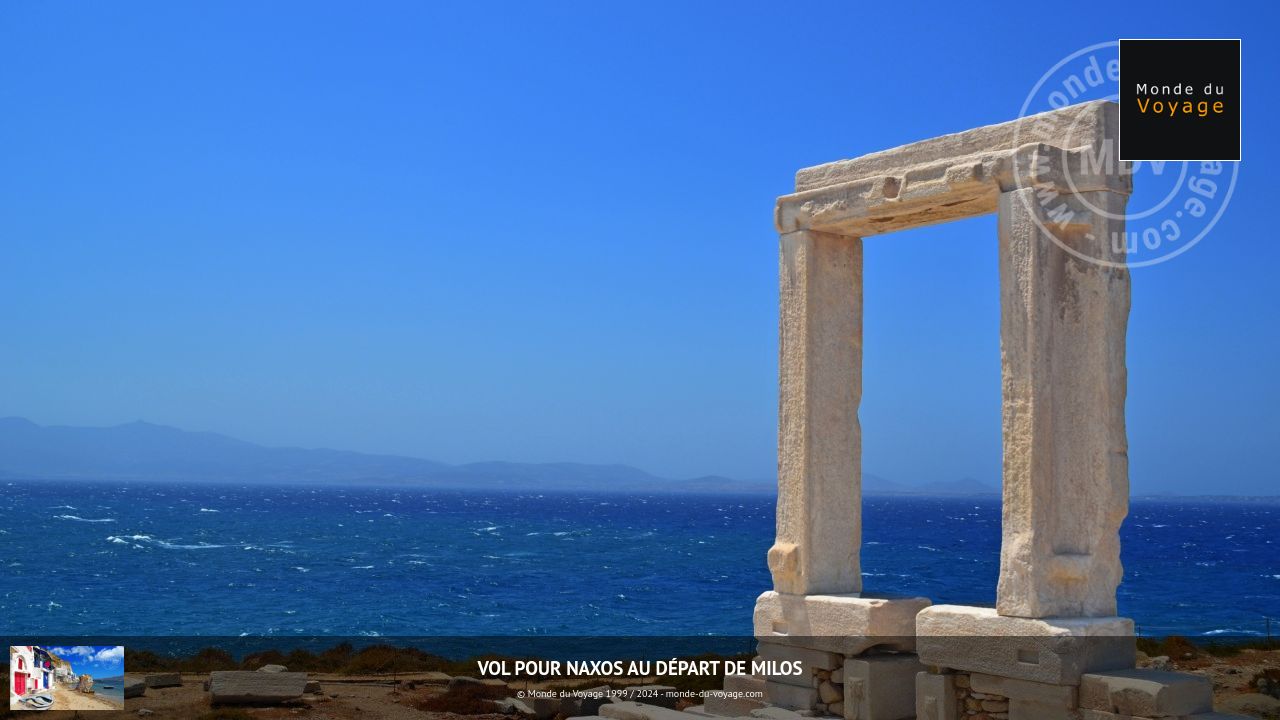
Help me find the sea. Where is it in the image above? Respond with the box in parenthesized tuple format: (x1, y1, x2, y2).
(2, 480, 1277, 639)
(93, 676, 125, 703)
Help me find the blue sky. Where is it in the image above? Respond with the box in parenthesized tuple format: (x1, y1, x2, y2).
(45, 646, 124, 678)
(0, 2, 1275, 494)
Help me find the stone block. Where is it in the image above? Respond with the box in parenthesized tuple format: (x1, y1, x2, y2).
(726, 674, 766, 695)
(602, 701, 698, 720)
(776, 103, 1128, 237)
(793, 101, 1116, 192)
(757, 640, 843, 672)
(705, 691, 766, 717)
(916, 605, 1134, 685)
(123, 678, 146, 698)
(969, 672, 1076, 706)
(842, 654, 921, 720)
(304, 680, 322, 694)
(495, 697, 537, 715)
(1079, 669, 1212, 716)
(754, 591, 928, 655)
(626, 685, 680, 709)
(1008, 698, 1081, 720)
(916, 672, 957, 720)
(578, 685, 615, 715)
(209, 670, 307, 705)
(751, 707, 809, 720)
(145, 673, 182, 688)
(766, 680, 819, 710)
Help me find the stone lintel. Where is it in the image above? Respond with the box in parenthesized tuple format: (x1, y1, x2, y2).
(794, 100, 1117, 192)
(774, 141, 1131, 237)
(754, 591, 928, 655)
(915, 605, 1135, 685)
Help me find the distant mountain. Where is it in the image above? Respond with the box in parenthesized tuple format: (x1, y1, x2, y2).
(0, 418, 775, 494)
(0, 418, 1003, 496)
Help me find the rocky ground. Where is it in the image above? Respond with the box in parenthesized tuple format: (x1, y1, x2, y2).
(1137, 646, 1280, 719)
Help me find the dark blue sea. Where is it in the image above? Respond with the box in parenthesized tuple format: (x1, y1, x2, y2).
(2, 481, 1277, 638)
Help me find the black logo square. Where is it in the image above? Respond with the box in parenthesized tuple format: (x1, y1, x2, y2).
(1120, 39, 1240, 161)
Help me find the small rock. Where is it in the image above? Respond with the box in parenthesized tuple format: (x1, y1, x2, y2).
(1149, 655, 1172, 671)
(136, 710, 155, 717)
(145, 673, 181, 689)
(1218, 693, 1280, 719)
(124, 679, 147, 698)
(304, 680, 322, 693)
(493, 697, 536, 715)
(449, 675, 508, 691)
(258, 664, 289, 673)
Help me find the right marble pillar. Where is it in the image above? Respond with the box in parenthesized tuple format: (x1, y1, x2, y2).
(996, 186, 1132, 619)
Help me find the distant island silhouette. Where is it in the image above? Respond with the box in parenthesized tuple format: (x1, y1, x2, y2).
(0, 417, 1011, 495)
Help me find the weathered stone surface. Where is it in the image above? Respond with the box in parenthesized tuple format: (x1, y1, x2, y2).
(706, 684, 766, 718)
(996, 187, 1130, 619)
(757, 640, 843, 673)
(602, 701, 698, 720)
(124, 678, 147, 698)
(145, 673, 182, 688)
(916, 605, 1134, 685)
(1079, 669, 1212, 716)
(794, 101, 1116, 192)
(766, 679, 819, 710)
(776, 103, 1128, 237)
(770, 229, 863, 596)
(209, 670, 307, 705)
(916, 672, 957, 720)
(626, 685, 680, 709)
(578, 685, 615, 715)
(842, 654, 922, 720)
(529, 695, 570, 719)
(304, 679, 322, 694)
(1007, 697, 1080, 720)
(726, 673, 767, 695)
(494, 697, 536, 715)
(257, 664, 288, 673)
(969, 673, 1076, 706)
(754, 591, 927, 655)
(752, 707, 809, 720)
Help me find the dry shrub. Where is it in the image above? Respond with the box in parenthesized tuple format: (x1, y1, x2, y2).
(413, 683, 508, 714)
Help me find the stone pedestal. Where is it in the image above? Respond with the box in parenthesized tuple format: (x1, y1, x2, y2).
(753, 591, 927, 655)
(916, 605, 1135, 685)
